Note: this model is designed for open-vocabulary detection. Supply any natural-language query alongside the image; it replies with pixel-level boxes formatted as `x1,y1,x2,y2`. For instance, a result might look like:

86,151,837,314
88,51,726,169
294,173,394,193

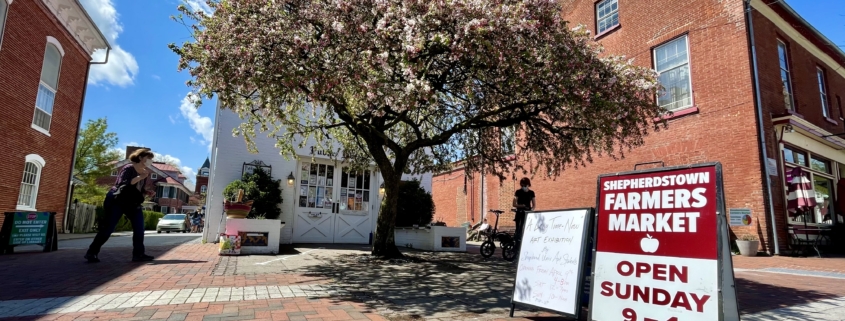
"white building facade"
202,102,432,244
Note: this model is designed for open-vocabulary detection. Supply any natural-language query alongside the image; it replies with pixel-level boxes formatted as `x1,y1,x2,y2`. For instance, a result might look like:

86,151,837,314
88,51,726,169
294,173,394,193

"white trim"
16,155,45,211
151,173,158,179
25,154,46,167
30,123,51,136
45,36,64,57
751,0,845,79
0,0,9,51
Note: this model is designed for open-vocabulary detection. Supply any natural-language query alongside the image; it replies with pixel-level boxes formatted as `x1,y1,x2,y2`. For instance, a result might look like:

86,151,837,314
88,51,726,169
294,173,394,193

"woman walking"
85,148,156,262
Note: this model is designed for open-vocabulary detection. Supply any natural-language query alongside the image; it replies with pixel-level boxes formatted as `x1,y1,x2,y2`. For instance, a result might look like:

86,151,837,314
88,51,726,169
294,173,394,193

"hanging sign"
589,162,740,321
510,208,593,319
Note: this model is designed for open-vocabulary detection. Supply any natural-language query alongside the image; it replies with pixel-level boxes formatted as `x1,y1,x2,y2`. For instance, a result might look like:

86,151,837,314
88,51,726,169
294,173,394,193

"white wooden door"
292,162,337,243
333,167,373,244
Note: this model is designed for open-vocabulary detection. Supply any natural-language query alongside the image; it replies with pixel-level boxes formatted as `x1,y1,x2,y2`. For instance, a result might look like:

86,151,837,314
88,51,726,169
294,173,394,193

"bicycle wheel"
480,240,496,258
502,242,517,261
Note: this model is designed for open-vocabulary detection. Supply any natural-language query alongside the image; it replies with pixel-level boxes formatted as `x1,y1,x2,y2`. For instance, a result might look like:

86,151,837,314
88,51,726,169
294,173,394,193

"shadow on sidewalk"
0,239,206,300
291,249,845,320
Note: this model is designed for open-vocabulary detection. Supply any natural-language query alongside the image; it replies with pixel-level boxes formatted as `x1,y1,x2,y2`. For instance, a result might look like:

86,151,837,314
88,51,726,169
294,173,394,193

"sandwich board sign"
588,162,740,321
0,212,59,254
510,208,593,319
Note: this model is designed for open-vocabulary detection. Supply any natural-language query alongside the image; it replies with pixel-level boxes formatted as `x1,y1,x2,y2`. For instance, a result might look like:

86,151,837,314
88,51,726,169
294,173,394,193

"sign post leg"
509,304,515,317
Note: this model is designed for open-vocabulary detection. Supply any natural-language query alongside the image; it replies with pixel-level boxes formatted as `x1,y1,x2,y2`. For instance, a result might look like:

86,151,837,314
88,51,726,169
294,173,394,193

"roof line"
773,0,845,64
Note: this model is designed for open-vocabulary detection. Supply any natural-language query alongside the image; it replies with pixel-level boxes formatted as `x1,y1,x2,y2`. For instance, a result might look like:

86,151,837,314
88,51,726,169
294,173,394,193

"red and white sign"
590,166,721,321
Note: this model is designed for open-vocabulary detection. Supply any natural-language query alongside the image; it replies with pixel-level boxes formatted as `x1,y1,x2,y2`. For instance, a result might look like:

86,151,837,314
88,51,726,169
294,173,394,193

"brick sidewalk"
2,243,845,320
0,244,329,300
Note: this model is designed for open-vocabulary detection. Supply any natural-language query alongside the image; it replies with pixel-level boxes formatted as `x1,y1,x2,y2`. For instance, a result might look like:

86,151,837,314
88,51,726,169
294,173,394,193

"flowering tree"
170,0,664,257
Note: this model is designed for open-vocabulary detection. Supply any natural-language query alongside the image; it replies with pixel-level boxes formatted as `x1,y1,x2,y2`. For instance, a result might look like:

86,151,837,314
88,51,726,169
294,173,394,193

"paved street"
0,236,844,320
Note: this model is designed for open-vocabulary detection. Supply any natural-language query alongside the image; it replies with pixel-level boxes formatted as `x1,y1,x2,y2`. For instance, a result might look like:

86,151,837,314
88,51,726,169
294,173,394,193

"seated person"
468,219,491,241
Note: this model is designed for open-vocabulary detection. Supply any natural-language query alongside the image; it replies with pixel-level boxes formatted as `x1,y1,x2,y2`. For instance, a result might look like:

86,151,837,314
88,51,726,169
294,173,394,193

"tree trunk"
371,175,403,258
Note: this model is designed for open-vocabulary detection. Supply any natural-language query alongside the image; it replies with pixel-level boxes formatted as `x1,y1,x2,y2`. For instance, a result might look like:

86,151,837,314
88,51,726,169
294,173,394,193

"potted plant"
736,234,759,257
224,189,254,219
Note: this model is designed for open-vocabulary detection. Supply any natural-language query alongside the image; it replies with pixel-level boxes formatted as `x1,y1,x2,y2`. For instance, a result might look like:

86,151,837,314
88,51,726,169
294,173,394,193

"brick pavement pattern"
2,242,845,320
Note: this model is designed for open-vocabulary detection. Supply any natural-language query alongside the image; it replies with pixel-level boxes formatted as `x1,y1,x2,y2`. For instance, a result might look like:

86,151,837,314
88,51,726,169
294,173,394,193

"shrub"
223,166,282,219
111,210,165,232
394,179,435,227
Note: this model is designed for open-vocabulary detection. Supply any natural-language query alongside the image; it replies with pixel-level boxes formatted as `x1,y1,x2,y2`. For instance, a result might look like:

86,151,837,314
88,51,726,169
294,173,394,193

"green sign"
9,212,50,245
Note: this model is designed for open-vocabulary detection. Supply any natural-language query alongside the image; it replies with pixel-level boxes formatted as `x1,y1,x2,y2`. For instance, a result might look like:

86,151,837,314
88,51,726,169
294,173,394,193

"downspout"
745,0,780,255
64,47,110,233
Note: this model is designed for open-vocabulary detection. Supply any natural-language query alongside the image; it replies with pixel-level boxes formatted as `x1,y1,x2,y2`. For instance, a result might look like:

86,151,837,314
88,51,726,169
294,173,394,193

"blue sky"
77,0,843,191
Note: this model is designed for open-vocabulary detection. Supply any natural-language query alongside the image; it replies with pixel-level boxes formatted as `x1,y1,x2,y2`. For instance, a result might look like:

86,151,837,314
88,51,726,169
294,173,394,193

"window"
783,146,807,166
501,126,516,155
200,169,209,176
596,0,619,34
837,95,843,121
111,169,118,176
0,0,9,50
160,206,169,214
782,145,836,223
201,185,207,193
17,155,45,210
151,173,157,180
299,163,335,209
810,156,831,174
33,39,64,133
817,67,829,118
654,35,692,111
162,186,171,198
777,40,794,111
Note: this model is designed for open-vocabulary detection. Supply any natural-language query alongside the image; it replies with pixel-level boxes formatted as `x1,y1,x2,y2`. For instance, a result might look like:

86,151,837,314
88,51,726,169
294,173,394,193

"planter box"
225,218,282,255
736,240,759,257
394,226,466,252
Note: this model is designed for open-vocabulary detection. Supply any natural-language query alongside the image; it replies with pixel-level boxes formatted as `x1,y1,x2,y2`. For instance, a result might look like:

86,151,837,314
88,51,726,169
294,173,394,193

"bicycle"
479,209,515,259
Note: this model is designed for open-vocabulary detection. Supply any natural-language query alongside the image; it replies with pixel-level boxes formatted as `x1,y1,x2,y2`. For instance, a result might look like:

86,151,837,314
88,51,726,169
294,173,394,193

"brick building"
195,157,210,197
431,0,845,254
97,146,193,214
0,0,108,231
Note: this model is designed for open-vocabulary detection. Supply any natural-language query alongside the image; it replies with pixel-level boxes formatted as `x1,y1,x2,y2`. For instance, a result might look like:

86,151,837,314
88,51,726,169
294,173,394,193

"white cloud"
80,0,139,87
152,74,161,80
179,93,214,151
169,115,178,124
153,153,197,192
186,0,215,16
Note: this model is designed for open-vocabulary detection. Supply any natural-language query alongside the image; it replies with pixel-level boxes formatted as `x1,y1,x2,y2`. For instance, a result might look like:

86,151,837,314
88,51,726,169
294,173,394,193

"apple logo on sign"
640,234,659,253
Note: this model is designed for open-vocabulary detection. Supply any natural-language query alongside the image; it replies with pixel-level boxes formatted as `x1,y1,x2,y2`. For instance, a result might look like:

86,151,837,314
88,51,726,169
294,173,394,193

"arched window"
17,154,45,210
33,38,64,133
201,185,207,193
0,0,10,50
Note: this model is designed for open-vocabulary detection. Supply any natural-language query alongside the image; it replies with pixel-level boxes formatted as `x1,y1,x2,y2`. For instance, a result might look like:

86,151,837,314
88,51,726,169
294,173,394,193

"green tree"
73,118,122,204
171,0,664,257
394,180,435,227
222,166,283,219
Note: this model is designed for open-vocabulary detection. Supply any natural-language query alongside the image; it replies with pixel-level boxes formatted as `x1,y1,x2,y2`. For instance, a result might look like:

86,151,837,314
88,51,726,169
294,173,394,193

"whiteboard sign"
511,208,593,318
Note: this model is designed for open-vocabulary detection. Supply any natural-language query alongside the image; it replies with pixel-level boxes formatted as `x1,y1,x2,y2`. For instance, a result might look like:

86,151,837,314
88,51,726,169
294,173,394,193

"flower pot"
224,200,253,219
736,240,759,257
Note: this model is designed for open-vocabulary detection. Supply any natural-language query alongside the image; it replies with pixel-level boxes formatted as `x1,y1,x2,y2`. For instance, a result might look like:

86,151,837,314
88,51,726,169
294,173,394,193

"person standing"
512,177,536,242
85,148,156,262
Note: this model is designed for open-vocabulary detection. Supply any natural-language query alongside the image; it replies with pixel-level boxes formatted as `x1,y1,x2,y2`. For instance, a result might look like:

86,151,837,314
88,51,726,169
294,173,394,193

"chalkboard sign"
510,208,593,319
0,212,59,254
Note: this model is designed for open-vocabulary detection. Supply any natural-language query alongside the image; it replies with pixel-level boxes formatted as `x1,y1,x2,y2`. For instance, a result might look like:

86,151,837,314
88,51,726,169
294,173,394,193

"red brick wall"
0,0,91,231
195,175,209,195
433,0,776,248
751,8,845,250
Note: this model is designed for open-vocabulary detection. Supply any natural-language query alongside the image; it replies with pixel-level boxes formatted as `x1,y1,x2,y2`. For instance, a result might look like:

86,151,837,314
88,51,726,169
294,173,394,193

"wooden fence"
66,203,97,233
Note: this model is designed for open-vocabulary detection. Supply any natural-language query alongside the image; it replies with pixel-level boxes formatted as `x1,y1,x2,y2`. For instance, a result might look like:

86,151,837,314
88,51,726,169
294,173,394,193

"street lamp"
287,172,295,186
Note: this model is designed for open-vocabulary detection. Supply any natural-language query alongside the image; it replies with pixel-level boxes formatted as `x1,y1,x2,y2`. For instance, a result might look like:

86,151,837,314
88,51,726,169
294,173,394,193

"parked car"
156,214,189,233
